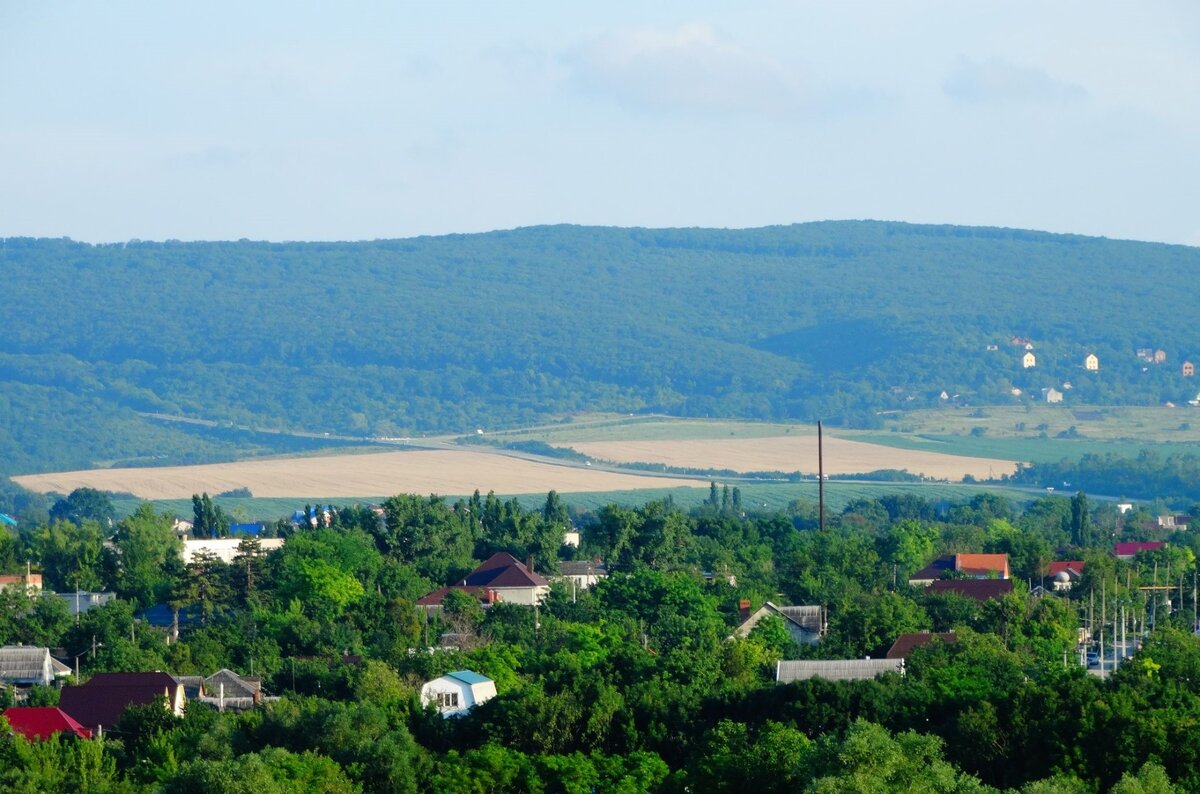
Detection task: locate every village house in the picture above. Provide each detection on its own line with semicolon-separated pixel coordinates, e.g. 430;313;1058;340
176;668;276;712
2;707;93;741
182;537;285;565
0;573;43;594
418;552;551;608
0;646;72;690
554;560;607;594
1114;541;1165;561
1043;387;1064;404
775;658;904;683
1022;352;1037;368
1084;353;1099;371
908;553;1010;586
925;579;1015;602
58;672;186;735
1047;561;1086;592
420;670;496;718
1155;349;1167;363
886;632;956;659
1156;515;1192;530
731;601;825;646
55;590;116;617
1184;361;1195;377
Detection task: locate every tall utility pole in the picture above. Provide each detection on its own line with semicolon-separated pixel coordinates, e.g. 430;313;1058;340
817;420;825;533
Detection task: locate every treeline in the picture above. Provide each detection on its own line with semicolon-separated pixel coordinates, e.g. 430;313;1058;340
3;222;1200;473
4;487;1200;789
1005;451;1200;502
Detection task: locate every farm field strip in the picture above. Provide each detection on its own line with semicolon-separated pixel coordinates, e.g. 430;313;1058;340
13;449;705;500
564;435;1017;481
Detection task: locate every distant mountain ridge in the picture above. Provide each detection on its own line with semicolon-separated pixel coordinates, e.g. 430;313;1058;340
2;221;1198;474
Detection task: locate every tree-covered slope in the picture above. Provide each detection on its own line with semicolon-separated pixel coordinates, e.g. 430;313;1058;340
2;222;1198;473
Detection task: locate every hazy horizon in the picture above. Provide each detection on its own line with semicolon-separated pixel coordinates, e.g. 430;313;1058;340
3;2;1197;246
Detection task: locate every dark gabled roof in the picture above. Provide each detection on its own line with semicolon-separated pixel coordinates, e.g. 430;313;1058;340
910;555;954;581
59;674;179;731
205;669;261;699
83;672;179;689
3;706;93;740
463;553;549;588
886;632;957;659
925;579;1014;602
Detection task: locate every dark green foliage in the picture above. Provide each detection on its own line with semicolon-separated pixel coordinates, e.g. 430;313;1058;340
4;224;1200;476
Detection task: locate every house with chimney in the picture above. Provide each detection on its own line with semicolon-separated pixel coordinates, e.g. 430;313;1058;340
418;552;550;608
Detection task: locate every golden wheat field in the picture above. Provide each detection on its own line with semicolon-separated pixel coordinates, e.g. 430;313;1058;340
566;435;1017;481
13;450;703;500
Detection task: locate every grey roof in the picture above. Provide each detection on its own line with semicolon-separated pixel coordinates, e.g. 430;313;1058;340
776;658;904;683
733;602;823;638
0;646;65;685
206;669;261;699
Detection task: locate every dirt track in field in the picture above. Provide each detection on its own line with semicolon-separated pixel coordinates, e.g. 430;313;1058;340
566;435;1017;481
13;450;703;500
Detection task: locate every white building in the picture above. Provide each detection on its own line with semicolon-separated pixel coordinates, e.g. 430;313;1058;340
420;670;497;718
182;538;285;565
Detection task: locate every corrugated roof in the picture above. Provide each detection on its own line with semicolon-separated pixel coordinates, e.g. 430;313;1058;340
0;646;55;685
60;683;176;731
446;670;492;685
776;658;903;683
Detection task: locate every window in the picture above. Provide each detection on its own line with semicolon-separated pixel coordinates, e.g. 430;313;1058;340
436;691;459;709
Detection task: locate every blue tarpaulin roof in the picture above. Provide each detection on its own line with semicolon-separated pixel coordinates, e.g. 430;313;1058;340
0;514;17;526
229;523;264;537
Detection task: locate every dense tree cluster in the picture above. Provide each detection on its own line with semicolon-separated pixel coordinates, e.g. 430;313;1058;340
3;486;1200;790
3;223;1199;474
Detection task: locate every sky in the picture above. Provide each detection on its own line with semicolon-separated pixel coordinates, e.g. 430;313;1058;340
2;1;1197;245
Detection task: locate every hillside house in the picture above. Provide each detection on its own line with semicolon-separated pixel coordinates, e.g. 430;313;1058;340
1156;349;1167;363
418;552;550;608
59;672;185;734
56;591;116;617
909;553;1009;586
1137;348;1154;362
1184;361;1195;377
776;658;904;683
1043;388;1064;404
1022;352;1036;368
421;670;496;718
1084;353;1099;371
732;601;825;646
886;632;956;659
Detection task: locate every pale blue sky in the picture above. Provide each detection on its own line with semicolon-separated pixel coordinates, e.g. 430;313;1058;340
2;2;1197;244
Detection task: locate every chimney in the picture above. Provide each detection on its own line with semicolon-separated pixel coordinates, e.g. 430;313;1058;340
739;599;752;622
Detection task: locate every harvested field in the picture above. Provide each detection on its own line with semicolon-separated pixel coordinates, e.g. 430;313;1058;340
14;450;703;500
567;435;1017;481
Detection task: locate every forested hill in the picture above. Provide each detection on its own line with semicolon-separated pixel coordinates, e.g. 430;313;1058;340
2;222;1199;474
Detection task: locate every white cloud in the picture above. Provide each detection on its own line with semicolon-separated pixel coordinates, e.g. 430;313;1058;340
942;56;1088;104
563;23;809;117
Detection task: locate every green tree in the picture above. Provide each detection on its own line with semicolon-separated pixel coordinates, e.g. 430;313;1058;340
49;487;115;527
109;504;184;607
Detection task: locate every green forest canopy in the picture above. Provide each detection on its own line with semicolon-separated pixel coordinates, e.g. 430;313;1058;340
2;222;1199;474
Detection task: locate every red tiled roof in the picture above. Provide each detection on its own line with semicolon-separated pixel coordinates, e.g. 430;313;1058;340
3;707;93;740
925;579;1014;602
886;632;957;659
955;553;1009;578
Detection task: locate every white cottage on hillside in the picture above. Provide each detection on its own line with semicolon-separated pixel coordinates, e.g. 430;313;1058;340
421;670;497;718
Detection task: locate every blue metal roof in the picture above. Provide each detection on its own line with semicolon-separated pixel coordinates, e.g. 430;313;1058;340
446;670;492;685
0;513;17;526
229;522;264;537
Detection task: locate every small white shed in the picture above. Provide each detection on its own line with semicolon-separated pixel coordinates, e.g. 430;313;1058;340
420;670;497;718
